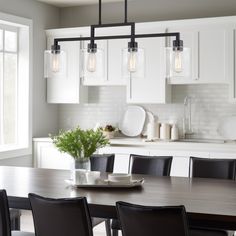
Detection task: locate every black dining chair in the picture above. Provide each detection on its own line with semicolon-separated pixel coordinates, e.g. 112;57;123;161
0;189;34;236
90;154;115;236
29;193;93;236
111;154;173;236
116;201;189;236
189;157;236;180
90;154;115;173
129;154;173;176
189;157;235;236
116;201;227;236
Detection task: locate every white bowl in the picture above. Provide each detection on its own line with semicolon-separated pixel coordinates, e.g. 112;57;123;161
108;173;131;183
102;131;115;139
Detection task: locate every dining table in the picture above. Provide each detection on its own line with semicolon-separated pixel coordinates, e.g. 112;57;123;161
1;166;236;230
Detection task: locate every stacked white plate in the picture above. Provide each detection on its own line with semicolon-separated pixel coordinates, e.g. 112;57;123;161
142;111;155;136
119;106;146;137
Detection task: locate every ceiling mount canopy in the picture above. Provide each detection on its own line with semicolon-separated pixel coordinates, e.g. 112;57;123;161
44;0;190;79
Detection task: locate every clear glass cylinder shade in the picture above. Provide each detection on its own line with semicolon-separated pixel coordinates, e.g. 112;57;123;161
82;48;105;79
165;47;191;78
44;50;67;78
122;48;145;79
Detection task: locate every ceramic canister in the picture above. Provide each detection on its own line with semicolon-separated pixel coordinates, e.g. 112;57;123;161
160;123;171;140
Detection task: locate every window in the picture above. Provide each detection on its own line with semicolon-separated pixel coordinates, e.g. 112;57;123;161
0;12;32;158
0;26;18;145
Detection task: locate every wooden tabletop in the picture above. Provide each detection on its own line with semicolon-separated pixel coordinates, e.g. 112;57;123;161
1;166;236;230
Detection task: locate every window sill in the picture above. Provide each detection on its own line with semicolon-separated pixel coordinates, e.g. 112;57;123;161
0;144;32;159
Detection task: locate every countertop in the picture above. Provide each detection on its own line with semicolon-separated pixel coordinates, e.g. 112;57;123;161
33;137;236;153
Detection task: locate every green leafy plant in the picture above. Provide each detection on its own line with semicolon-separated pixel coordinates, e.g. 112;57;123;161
50;127;110;161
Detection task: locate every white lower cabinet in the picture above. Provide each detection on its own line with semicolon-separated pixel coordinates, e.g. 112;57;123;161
170;156;190;177
209;152;236;159
34;141;72;170
33;140;236;178
113;154;130;174
98;146;149;173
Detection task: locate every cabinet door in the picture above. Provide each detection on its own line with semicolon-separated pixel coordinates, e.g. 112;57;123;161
127;37;171;104
198;26;231;84
229;28;236;102
149;149;210;177
98;146;149;173
168;24;231;85
209;152;236;159
47;38;87;103
113;154;130;173
34;141;72;170
170;156;190;177
82;40;108;86
107;39;128;86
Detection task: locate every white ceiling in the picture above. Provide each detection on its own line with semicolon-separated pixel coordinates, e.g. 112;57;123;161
34;0;124;7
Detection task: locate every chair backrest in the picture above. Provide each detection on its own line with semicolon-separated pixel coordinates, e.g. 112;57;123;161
90;154;115;173
116;201;189;236
189;157;236;180
0;190;11;236
129;154;173;176
29;193;93;236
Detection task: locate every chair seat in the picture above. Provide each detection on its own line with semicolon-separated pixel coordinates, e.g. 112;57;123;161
12;231;35;236
190;228;228;236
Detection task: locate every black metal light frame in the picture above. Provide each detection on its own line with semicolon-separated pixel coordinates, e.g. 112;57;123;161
51;0;182;55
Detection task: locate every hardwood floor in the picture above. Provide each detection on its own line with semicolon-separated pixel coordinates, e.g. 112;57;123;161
21;210;108;236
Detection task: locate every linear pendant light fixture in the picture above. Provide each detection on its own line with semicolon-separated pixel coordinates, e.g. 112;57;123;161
44;0;190;79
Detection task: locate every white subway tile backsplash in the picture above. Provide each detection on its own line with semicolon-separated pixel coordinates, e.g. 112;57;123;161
58;84;236;139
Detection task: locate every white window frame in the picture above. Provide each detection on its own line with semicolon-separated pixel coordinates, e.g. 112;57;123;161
0;12;32;159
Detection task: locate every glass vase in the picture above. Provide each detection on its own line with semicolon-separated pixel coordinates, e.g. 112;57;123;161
70;158;91;184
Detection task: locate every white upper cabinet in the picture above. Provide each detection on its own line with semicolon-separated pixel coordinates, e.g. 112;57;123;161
45;16;236;104
168;21;232;84
126;24;171;104
127;37;171;104
198;25;231;84
46;28;88;104
81;26;128;86
107;39;128;86
82;38;128;86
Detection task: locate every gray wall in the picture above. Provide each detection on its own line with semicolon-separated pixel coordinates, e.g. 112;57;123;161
60;0;236;27
0;0;60;166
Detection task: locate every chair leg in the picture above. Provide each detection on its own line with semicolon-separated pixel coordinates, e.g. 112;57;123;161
112;229;119;236
10;210;21;231
14;216;21;231
105;219;112;236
